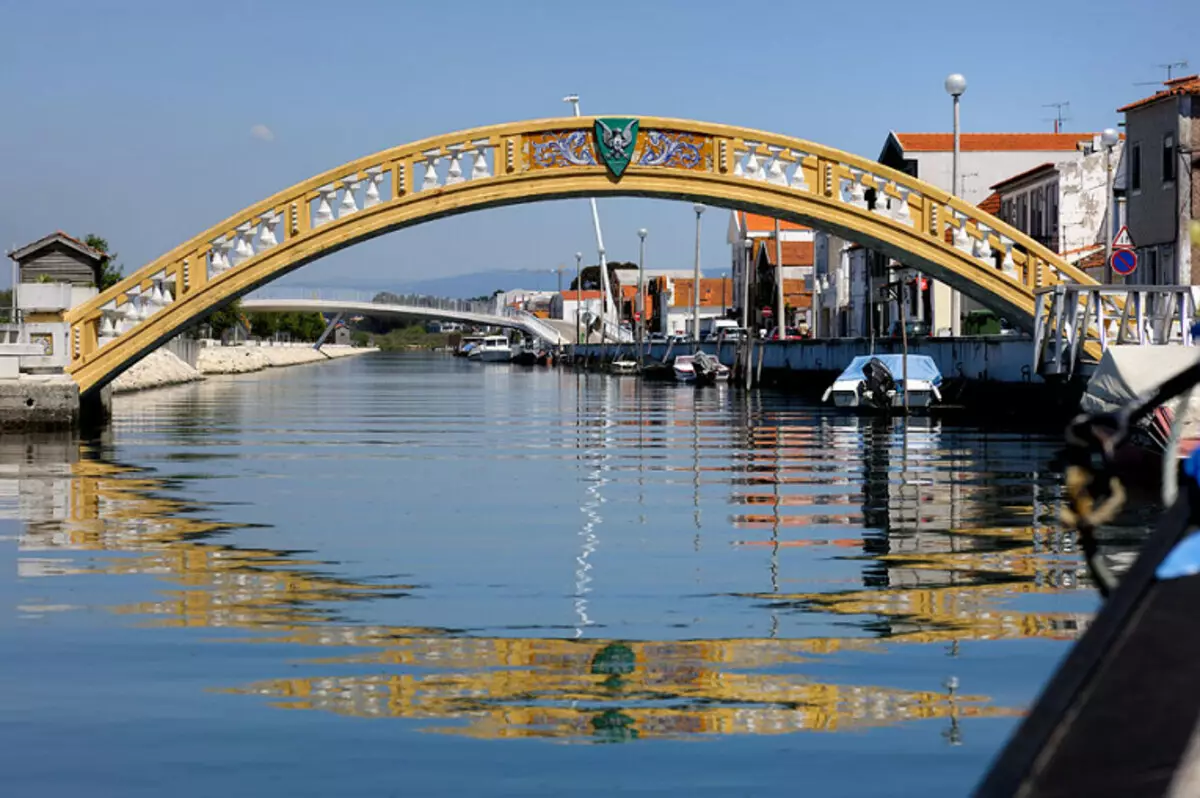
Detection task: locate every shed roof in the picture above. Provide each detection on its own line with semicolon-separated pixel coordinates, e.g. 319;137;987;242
7;231;105;263
1118;75;1200;113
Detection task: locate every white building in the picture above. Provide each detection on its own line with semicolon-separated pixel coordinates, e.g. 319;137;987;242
991;134;1124;280
877;131;1117;331
550;290;603;326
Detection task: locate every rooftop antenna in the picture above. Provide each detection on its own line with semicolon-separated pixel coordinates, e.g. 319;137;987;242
1042;101;1071;133
1134;60;1189;85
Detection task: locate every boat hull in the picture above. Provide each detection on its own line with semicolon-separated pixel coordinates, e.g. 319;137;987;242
478;349;512;362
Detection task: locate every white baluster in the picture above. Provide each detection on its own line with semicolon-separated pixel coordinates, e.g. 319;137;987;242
161;274;175;304
999;237;1018;277
788;151;809;191
231;223;254;265
256;213;279;249
149;279;165;311
952;214;972;252
872;177;892;217
765;146;787;185
363;167;384;208
337;178;359;217
314;184;336;226
136;294;151;321
744;143;763;181
445;145;465;185
892;187;913;225
470;142;492;179
973;223;994;261
99;306;117;339
848;169;867;208
733;149;746;178
421;150;442;190
208;237;229;277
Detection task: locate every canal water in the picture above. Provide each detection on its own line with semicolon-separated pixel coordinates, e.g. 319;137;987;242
0;353;1157;796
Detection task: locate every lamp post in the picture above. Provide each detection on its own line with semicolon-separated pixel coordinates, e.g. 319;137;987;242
574;251;583;352
741;238;752;333
945;73;967;337
1101;127;1121;284
721;271;727;315
692;203;705;346
774;218;786;339
637;228;647;364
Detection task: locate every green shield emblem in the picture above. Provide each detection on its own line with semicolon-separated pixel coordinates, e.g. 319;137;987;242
594;118;639;178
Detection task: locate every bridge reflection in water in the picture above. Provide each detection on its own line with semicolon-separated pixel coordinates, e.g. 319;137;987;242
4;393;1117;744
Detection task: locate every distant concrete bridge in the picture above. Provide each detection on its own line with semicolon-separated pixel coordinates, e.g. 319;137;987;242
240;292;567;345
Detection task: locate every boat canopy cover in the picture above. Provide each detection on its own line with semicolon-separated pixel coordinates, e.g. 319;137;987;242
836;355;942;385
1081;346;1200;415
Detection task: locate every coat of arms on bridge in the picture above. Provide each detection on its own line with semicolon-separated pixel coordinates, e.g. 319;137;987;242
594;118;639;178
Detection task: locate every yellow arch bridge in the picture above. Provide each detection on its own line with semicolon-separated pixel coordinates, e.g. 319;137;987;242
65;116;1097;396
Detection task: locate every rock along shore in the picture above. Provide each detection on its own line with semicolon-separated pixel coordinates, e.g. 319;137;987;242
112;344;375;394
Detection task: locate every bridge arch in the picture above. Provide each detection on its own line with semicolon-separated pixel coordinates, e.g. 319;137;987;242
65;116;1095;396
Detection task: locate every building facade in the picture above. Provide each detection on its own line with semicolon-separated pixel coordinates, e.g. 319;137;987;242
1118;75;1199;285
877;131;1115;331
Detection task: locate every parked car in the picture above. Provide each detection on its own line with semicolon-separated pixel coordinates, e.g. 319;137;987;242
647;332;668;344
767;327;805;341
670;333;694;344
714;327;749;343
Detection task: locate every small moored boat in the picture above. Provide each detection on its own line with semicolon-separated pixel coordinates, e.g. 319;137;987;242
673;352;729;385
610;358;639;375
476;335;513;363
822;354;942;410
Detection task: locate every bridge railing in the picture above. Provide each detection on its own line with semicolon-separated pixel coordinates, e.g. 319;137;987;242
1034;285;1200;377
244;287;494;315
64;115;1099;394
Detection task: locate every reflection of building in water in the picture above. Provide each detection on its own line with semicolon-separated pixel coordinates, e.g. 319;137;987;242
5;438;1025;741
731;414;1094;644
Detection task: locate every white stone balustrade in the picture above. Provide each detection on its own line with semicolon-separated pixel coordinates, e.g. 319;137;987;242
231;223;254;266
445;145;465;185
256;213;279;249
471;141;492;180
743;143;763;181
765;146;786;186
313;185;336;226
363;168;384;208
337;177;359;217
420;150;442;191
788;151;809;191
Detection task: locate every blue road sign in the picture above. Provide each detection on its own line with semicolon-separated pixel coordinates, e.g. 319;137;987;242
1111;248;1137;276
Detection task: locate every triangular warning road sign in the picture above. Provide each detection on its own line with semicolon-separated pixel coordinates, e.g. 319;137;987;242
1113;225;1134;249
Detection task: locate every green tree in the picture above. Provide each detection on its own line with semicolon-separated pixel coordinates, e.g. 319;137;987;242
206;298;245;336
569;261;634;290
83;234;124;290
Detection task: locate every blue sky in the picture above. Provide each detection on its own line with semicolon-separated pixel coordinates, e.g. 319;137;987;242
0;0;1193;291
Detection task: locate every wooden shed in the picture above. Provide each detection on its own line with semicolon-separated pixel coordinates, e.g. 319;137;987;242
7;232;104;286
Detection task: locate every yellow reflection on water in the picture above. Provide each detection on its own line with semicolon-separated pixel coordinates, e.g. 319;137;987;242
4;432;1082;741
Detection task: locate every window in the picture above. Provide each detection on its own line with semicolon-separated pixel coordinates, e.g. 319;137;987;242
1130;143;1141;192
1163;134;1176;184
1046;183;1059;250
1015;194;1028;233
1001;198;1014;225
1031;190;1043;239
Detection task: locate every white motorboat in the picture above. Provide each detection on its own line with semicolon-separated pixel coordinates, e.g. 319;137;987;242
476;335;513;363
610;358;639;375
673;355;697;383
673;353;729;384
822;354;942;410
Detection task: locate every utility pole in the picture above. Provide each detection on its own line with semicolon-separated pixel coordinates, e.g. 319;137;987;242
563;94;612;340
774;218;786;339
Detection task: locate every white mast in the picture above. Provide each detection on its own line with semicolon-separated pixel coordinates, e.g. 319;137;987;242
563;94;613;337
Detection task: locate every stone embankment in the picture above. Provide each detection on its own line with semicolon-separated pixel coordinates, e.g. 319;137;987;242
111;344;374;394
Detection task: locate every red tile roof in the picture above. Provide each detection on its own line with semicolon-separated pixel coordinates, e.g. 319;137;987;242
893;132;1099;153
738;211;809;233
978;191;1002;215
1119;75;1200;113
559;290;603;301
7;230;105;262
990;163;1057;191
757;240;815;267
